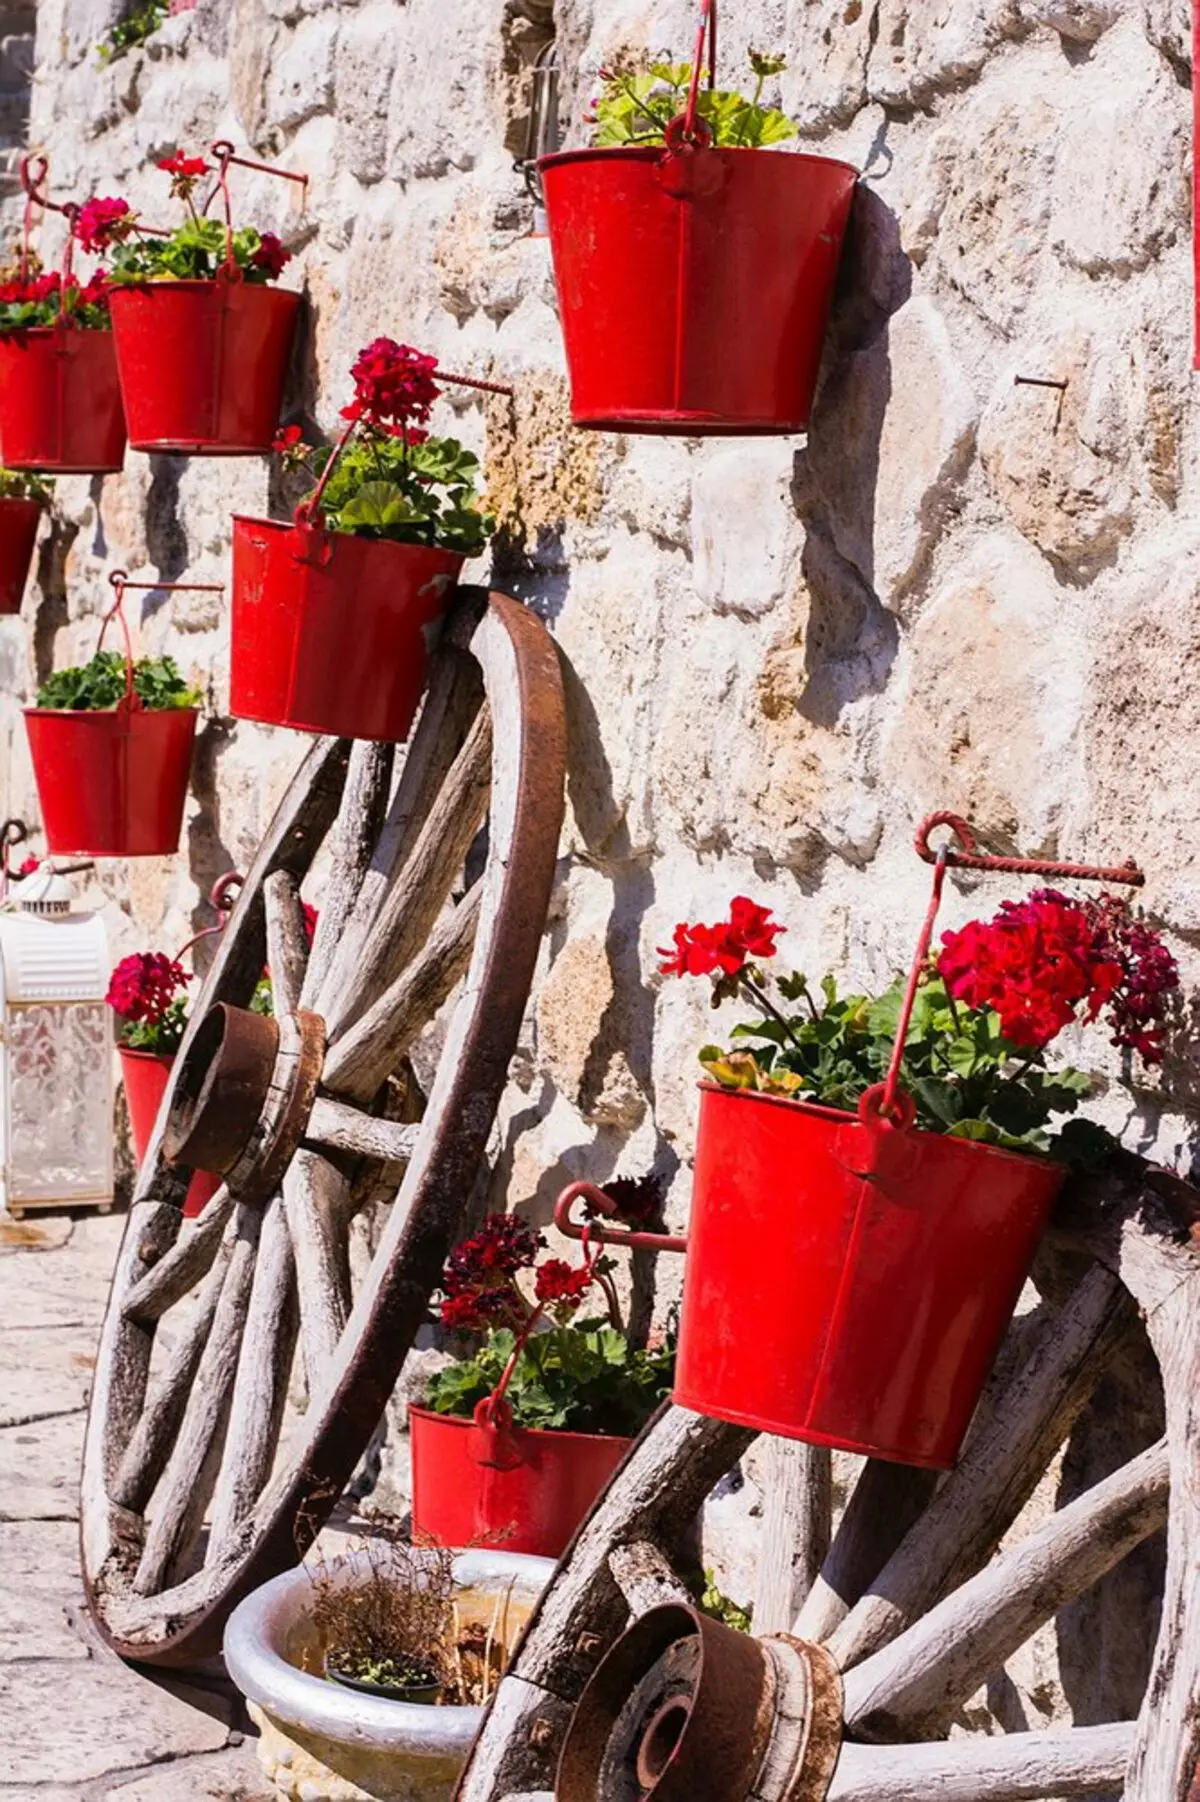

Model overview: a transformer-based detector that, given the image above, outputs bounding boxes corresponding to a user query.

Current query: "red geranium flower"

[534,1257,595,1309]
[105,953,191,1026]
[659,896,784,979]
[251,232,291,279]
[158,152,210,180]
[74,196,135,254]
[272,424,304,453]
[348,337,440,430]
[16,855,39,877]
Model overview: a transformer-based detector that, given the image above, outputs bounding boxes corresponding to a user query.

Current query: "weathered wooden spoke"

[456,1159,1200,1802]
[82,590,566,1665]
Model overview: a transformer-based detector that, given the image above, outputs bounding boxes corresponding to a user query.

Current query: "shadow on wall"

[781,183,913,728]
[32,515,78,690]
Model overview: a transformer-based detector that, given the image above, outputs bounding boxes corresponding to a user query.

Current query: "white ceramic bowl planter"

[224,1549,556,1802]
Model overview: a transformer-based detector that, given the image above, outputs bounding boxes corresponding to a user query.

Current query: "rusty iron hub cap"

[163,1001,326,1206]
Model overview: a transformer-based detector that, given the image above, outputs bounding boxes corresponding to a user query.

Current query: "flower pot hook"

[664,0,719,150]
[207,141,309,281]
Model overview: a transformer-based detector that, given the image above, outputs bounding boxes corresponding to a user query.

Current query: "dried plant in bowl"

[306,1532,517,1707]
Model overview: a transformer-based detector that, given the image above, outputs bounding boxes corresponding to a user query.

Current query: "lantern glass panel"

[6,1000,113,1205]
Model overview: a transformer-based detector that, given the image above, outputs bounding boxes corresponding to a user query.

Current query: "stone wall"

[3,0,1195,1749]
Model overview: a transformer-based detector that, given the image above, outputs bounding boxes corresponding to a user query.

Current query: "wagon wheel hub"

[163,1002,327,1208]
[557,1602,843,1802]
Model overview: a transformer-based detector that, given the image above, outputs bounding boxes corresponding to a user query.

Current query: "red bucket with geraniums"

[107,952,220,1219]
[231,339,492,742]
[0,469,50,613]
[538,0,856,434]
[98,153,302,455]
[650,818,1171,1469]
[0,273,126,474]
[411,1208,673,1558]
[23,572,204,857]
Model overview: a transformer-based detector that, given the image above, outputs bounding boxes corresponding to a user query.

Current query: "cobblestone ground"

[0,1212,273,1802]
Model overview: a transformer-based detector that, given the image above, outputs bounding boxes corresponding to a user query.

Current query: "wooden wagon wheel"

[80,587,566,1668]
[456,1155,1200,1802]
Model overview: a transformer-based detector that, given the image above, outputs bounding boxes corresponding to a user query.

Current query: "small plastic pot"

[0,325,126,473]
[409,1404,631,1559]
[118,1046,221,1220]
[230,515,463,742]
[24,703,197,856]
[673,1083,1065,1469]
[0,497,41,613]
[326,1664,442,1706]
[538,144,858,434]
[109,281,301,455]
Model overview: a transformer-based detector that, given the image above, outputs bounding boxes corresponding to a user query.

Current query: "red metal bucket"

[109,282,300,455]
[409,1404,631,1558]
[24,704,197,856]
[674,1084,1064,1468]
[0,497,41,613]
[118,1047,220,1219]
[0,326,127,473]
[230,515,463,742]
[538,146,857,434]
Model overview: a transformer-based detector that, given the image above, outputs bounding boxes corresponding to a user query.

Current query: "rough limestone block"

[883,531,1085,848]
[263,10,337,135]
[1048,18,1189,277]
[334,4,399,183]
[799,294,978,611]
[692,442,803,620]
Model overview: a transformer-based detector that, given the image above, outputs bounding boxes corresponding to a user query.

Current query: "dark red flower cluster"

[534,1258,595,1306]
[1089,895,1179,1064]
[937,888,1178,1062]
[659,895,785,979]
[251,232,290,279]
[74,196,135,254]
[343,338,440,430]
[105,952,191,1025]
[0,271,62,307]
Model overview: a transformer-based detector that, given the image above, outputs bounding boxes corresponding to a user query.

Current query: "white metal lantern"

[0,867,113,1218]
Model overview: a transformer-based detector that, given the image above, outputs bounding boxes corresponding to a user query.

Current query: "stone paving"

[0,1211,273,1802]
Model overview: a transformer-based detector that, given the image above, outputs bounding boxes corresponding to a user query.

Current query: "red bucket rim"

[538,145,860,179]
[0,323,111,340]
[233,511,466,563]
[109,279,300,300]
[697,1080,1065,1174]
[23,704,200,720]
[117,1045,175,1066]
[408,1403,634,1451]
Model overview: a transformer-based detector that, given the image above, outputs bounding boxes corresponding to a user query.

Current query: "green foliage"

[425,1322,675,1437]
[97,0,166,62]
[708,971,1113,1162]
[110,221,280,285]
[119,996,188,1055]
[589,51,796,149]
[36,650,199,712]
[307,430,493,558]
[696,1570,752,1633]
[0,467,51,504]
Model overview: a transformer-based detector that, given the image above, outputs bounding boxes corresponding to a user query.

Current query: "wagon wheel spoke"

[133,1202,263,1595]
[456,1163,1200,1802]
[207,1194,297,1567]
[82,591,566,1666]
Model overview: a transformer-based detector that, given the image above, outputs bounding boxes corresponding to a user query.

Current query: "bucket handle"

[96,569,226,718]
[667,0,718,149]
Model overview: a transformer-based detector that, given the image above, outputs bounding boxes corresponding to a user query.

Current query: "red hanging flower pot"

[540,145,856,435]
[119,1046,220,1219]
[26,703,197,856]
[673,1083,1064,1469]
[0,496,42,613]
[109,281,301,455]
[230,515,463,742]
[538,3,856,435]
[24,573,202,856]
[409,1401,631,1559]
[0,325,126,474]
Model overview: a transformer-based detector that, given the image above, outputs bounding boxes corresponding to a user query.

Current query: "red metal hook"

[553,1180,688,1256]
[914,811,1144,888]
[173,870,244,966]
